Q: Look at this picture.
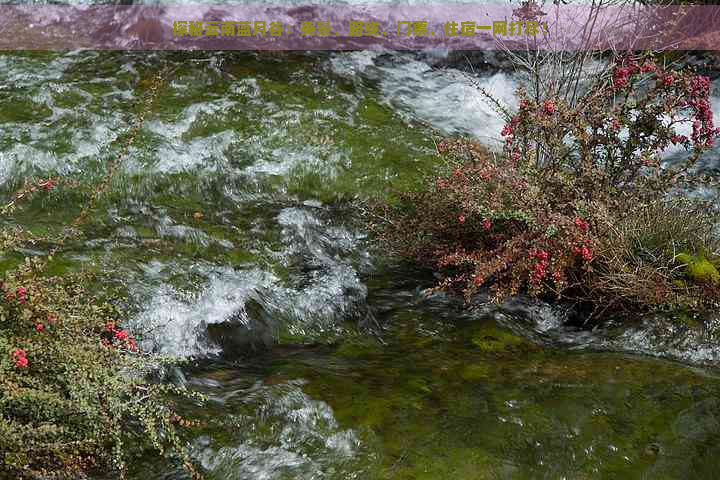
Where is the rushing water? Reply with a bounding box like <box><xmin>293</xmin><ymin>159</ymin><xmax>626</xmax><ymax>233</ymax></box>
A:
<box><xmin>2</xmin><ymin>49</ymin><xmax>720</xmax><ymax>478</ymax></box>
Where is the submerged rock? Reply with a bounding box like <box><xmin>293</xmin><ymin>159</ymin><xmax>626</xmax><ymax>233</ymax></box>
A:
<box><xmin>206</xmin><ymin>298</ymin><xmax>275</xmax><ymax>357</ymax></box>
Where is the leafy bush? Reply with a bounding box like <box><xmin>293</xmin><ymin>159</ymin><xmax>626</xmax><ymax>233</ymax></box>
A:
<box><xmin>371</xmin><ymin>139</ymin><xmax>596</xmax><ymax>302</ymax></box>
<box><xmin>503</xmin><ymin>56</ymin><xmax>718</xmax><ymax>199</ymax></box>
<box><xmin>371</xmin><ymin>55</ymin><xmax>720</xmax><ymax>317</ymax></box>
<box><xmin>0</xmin><ymin>255</ymin><xmax>203</xmax><ymax>479</ymax></box>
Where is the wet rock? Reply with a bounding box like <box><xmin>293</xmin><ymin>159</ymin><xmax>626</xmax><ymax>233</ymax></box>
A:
<box><xmin>585</xmin><ymin>311</ymin><xmax>720</xmax><ymax>366</ymax></box>
<box><xmin>424</xmin><ymin>50</ymin><xmax>515</xmax><ymax>74</ymax></box>
<box><xmin>673</xmin><ymin>397</ymin><xmax>720</xmax><ymax>442</ymax></box>
<box><xmin>206</xmin><ymin>298</ymin><xmax>275</xmax><ymax>357</ymax></box>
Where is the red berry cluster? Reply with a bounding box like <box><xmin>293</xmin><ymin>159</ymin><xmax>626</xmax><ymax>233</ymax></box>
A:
<box><xmin>101</xmin><ymin>321</ymin><xmax>137</xmax><ymax>351</ymax></box>
<box><xmin>574</xmin><ymin>217</ymin><xmax>590</xmax><ymax>232</ymax></box>
<box><xmin>5</xmin><ymin>286</ymin><xmax>28</xmax><ymax>305</ymax></box>
<box><xmin>530</xmin><ymin>249</ymin><xmax>550</xmax><ymax>282</ymax></box>
<box><xmin>543</xmin><ymin>100</ymin><xmax>557</xmax><ymax>114</ymax></box>
<box><xmin>572</xmin><ymin>242</ymin><xmax>593</xmax><ymax>262</ymax></box>
<box><xmin>11</xmin><ymin>348</ymin><xmax>28</xmax><ymax>368</ymax></box>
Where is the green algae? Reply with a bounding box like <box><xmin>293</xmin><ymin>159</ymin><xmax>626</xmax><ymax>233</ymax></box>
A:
<box><xmin>0</xmin><ymin>96</ymin><xmax>53</xmax><ymax>123</ymax></box>
<box><xmin>460</xmin><ymin>363</ymin><xmax>491</xmax><ymax>381</ymax></box>
<box><xmin>122</xmin><ymin>300</ymin><xmax>720</xmax><ymax>480</ymax></box>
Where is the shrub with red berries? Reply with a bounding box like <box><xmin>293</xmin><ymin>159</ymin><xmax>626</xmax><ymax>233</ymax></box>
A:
<box><xmin>501</xmin><ymin>56</ymin><xmax>720</xmax><ymax>202</ymax></box>
<box><xmin>0</xmin><ymin>263</ymin><xmax>203</xmax><ymax>478</ymax></box>
<box><xmin>371</xmin><ymin>138</ymin><xmax>599</xmax><ymax>302</ymax></box>
<box><xmin>371</xmin><ymin>55</ymin><xmax>720</xmax><ymax>315</ymax></box>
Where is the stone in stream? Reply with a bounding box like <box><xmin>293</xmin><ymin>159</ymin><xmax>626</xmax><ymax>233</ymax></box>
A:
<box><xmin>206</xmin><ymin>298</ymin><xmax>275</xmax><ymax>357</ymax></box>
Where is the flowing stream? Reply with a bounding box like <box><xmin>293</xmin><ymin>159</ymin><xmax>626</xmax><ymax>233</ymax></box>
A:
<box><xmin>3</xmin><ymin>49</ymin><xmax>720</xmax><ymax>479</ymax></box>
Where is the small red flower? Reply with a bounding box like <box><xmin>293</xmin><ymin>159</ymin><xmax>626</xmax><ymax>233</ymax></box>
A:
<box><xmin>579</xmin><ymin>246</ymin><xmax>593</xmax><ymax>261</ymax></box>
<box><xmin>501</xmin><ymin>124</ymin><xmax>513</xmax><ymax>136</ymax></box>
<box><xmin>574</xmin><ymin>217</ymin><xmax>589</xmax><ymax>232</ymax></box>
<box><xmin>35</xmin><ymin>323</ymin><xmax>45</xmax><ymax>332</ymax></box>
<box><xmin>481</xmin><ymin>218</ymin><xmax>492</xmax><ymax>231</ymax></box>
<box><xmin>458</xmin><ymin>214</ymin><xmax>466</xmax><ymax>225</ymax></box>
<box><xmin>612</xmin><ymin>66</ymin><xmax>632</xmax><ymax>89</ymax></box>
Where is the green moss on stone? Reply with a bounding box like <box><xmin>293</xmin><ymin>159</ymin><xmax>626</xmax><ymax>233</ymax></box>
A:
<box><xmin>676</xmin><ymin>253</ymin><xmax>720</xmax><ymax>286</ymax></box>
<box><xmin>470</xmin><ymin>324</ymin><xmax>526</xmax><ymax>352</ymax></box>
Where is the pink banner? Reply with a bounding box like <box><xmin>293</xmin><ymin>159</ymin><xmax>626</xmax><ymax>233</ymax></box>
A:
<box><xmin>0</xmin><ymin>5</ymin><xmax>718</xmax><ymax>50</ymax></box>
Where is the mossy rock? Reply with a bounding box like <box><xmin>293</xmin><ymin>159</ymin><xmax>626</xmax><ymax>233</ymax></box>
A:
<box><xmin>470</xmin><ymin>324</ymin><xmax>526</xmax><ymax>353</ymax></box>
<box><xmin>676</xmin><ymin>253</ymin><xmax>720</xmax><ymax>286</ymax></box>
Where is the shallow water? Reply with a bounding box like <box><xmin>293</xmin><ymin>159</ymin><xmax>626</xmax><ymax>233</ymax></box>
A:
<box><xmin>2</xmin><ymin>50</ymin><xmax>720</xmax><ymax>479</ymax></box>
<box><xmin>131</xmin><ymin>284</ymin><xmax>720</xmax><ymax>479</ymax></box>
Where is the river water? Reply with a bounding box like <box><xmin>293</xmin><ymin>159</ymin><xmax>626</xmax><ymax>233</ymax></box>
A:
<box><xmin>2</xmin><ymin>49</ymin><xmax>720</xmax><ymax>479</ymax></box>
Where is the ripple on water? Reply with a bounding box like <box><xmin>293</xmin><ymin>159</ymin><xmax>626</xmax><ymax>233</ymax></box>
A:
<box><xmin>193</xmin><ymin>381</ymin><xmax>365</xmax><ymax>480</ymax></box>
<box><xmin>329</xmin><ymin>51</ymin><xmax>518</xmax><ymax>147</ymax></box>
